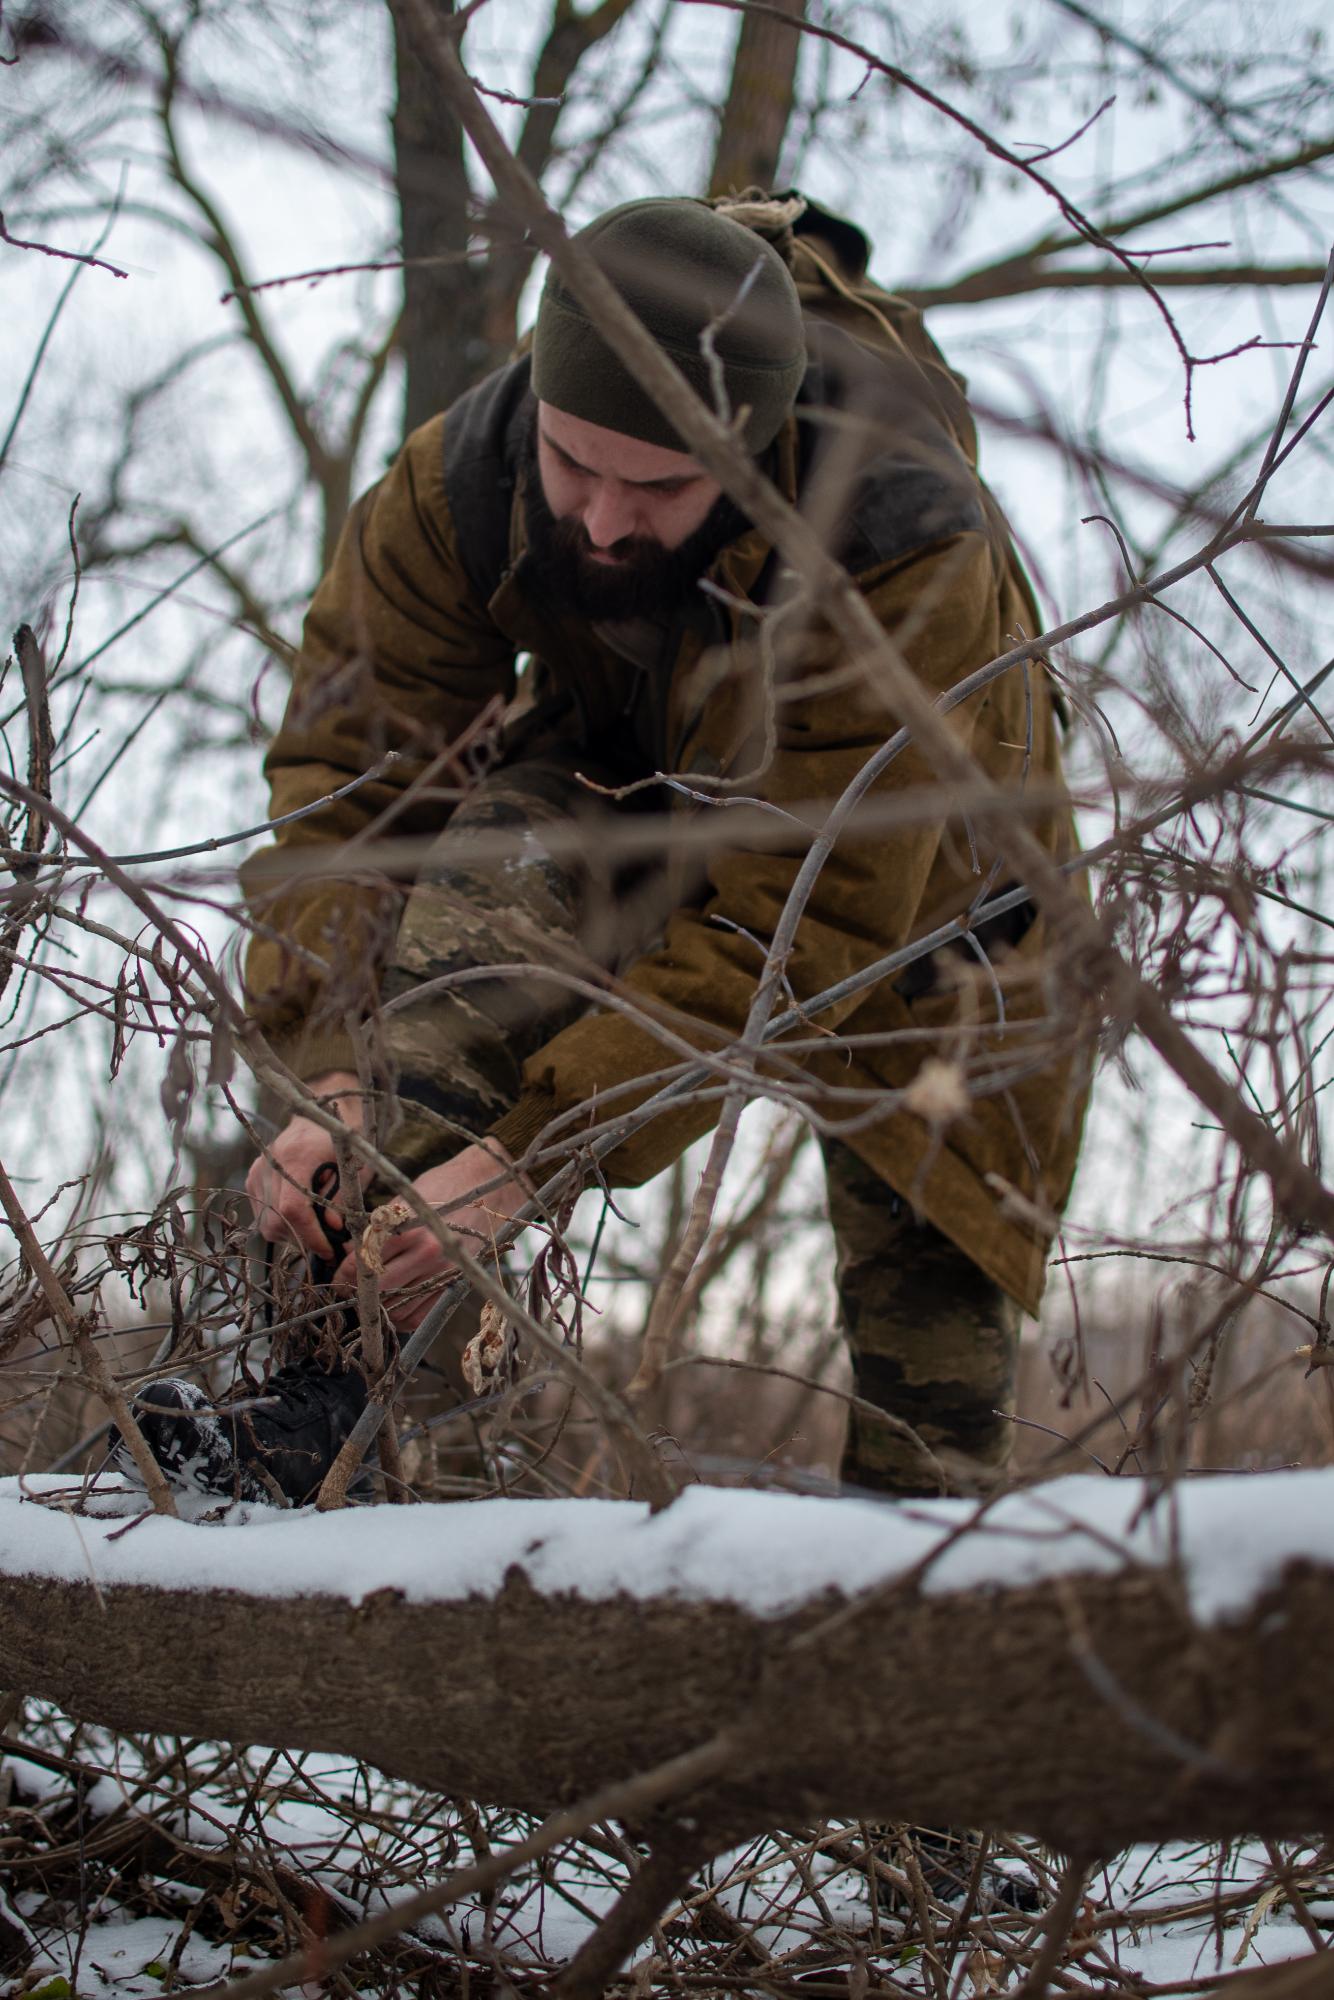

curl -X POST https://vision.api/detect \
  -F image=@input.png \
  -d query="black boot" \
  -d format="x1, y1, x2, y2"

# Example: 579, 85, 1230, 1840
110, 1362, 368, 1506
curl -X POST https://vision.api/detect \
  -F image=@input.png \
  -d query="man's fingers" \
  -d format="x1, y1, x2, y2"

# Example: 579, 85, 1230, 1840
375, 1228, 460, 1328
251, 1172, 335, 1259
331, 1225, 441, 1287
277, 1203, 334, 1260
379, 1230, 453, 1290
386, 1290, 436, 1334
301, 1210, 338, 1260
374, 1225, 422, 1269
383, 1257, 453, 1332
245, 1114, 360, 1259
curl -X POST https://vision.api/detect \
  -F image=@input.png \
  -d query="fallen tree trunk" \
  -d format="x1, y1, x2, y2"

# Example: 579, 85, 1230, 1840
3, 1472, 1333, 1857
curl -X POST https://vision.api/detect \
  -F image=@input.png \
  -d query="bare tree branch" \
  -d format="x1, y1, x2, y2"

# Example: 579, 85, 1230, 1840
901, 259, 1328, 310
709, 0, 807, 195
0, 207, 127, 277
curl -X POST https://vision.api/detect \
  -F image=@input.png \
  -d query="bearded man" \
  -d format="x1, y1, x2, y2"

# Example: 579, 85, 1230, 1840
127, 194, 1089, 1505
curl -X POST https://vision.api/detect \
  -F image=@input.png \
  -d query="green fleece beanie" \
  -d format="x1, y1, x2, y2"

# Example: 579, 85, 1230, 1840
531, 198, 806, 456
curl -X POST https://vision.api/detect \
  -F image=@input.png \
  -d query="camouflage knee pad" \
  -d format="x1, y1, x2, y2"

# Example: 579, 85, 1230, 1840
821, 1139, 1020, 1498
379, 766, 591, 1173
380, 759, 667, 1176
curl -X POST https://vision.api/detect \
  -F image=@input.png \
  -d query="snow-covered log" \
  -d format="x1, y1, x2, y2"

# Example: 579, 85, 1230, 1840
2, 1471, 1332, 1855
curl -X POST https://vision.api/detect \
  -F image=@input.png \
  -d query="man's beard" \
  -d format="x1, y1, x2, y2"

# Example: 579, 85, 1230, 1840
519, 419, 752, 623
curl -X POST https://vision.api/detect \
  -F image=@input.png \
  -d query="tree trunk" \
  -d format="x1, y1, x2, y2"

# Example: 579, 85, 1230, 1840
391, 0, 807, 431
4, 1528, 1333, 1857
709, 0, 807, 197
390, 0, 499, 431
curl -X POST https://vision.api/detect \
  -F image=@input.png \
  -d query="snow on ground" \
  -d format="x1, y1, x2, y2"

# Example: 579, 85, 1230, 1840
2, 1468, 1333, 1623
1096, 1842, 1323, 1986
4, 1713, 1329, 1994
4, 1735, 1325, 1998
8, 1906, 233, 1999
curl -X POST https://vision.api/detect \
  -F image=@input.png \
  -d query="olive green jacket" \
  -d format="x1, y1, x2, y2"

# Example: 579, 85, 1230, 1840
241, 240, 1090, 1315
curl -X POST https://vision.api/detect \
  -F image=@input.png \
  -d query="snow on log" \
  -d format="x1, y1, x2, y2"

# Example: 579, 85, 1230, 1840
2, 1470, 1332, 1854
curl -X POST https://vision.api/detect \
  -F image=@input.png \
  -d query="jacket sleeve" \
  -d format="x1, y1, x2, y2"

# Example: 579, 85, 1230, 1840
491, 530, 1011, 1181
239, 414, 516, 1078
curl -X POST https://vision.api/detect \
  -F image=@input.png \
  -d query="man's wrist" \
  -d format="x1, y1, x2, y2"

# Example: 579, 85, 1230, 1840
490, 1138, 538, 1212
488, 1086, 559, 1168
461, 1138, 535, 1218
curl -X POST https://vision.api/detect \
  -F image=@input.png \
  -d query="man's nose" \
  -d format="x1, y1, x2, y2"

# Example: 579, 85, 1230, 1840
581, 481, 638, 550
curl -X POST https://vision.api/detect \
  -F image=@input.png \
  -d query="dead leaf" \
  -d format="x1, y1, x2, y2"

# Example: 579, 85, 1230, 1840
207, 1015, 235, 1088
462, 1298, 519, 1397
360, 1194, 414, 1274
159, 1030, 194, 1141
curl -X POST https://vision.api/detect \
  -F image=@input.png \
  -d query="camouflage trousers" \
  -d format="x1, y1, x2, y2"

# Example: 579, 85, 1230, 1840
379, 756, 1019, 1498
821, 1140, 1020, 1498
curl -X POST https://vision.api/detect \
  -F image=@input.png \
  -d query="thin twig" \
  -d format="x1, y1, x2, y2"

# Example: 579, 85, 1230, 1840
0, 211, 129, 278
0, 1153, 177, 1516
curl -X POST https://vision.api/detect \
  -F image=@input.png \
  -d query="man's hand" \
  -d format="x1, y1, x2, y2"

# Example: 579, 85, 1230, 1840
246, 1070, 370, 1260
333, 1142, 531, 1332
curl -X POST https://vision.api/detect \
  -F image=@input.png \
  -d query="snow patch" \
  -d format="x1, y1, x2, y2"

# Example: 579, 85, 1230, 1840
14, 1908, 234, 1998
1, 1469, 1331, 1624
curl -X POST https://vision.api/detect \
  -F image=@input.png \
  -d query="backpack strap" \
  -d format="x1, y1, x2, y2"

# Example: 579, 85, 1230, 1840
791, 196, 870, 280
440, 355, 535, 606
794, 320, 985, 579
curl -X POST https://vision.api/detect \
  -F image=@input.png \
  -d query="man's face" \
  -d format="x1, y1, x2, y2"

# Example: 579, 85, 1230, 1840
525, 401, 747, 621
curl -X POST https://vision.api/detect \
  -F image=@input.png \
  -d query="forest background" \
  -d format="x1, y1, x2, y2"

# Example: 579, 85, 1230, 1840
1, 2, 1334, 1995
3, 0, 1331, 1482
